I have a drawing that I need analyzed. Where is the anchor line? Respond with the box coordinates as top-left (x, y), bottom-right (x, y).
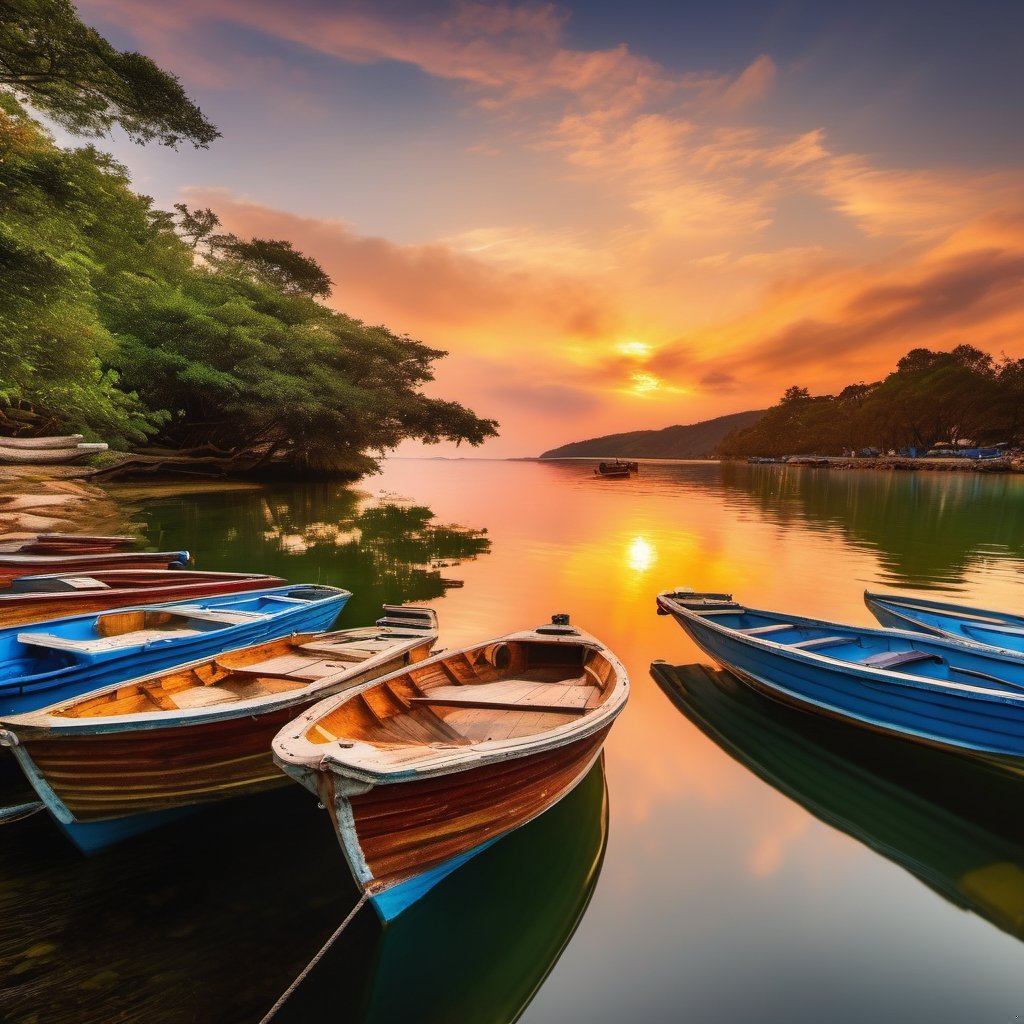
top-left (257, 891), bottom-right (370, 1024)
top-left (0, 801), bottom-right (44, 824)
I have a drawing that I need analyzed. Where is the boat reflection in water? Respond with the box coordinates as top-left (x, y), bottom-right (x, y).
top-left (651, 661), bottom-right (1024, 944)
top-left (278, 756), bottom-right (609, 1024)
top-left (0, 757), bottom-right (608, 1024)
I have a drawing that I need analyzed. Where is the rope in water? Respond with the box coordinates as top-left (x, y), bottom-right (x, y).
top-left (0, 801), bottom-right (44, 824)
top-left (257, 891), bottom-right (370, 1024)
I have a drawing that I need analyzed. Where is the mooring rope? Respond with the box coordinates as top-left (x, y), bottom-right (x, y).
top-left (0, 801), bottom-right (44, 824)
top-left (257, 891), bottom-right (370, 1024)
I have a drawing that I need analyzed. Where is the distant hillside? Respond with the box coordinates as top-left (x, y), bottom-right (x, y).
top-left (539, 409), bottom-right (767, 460)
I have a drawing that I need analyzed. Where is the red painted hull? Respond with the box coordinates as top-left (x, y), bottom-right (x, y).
top-left (0, 552), bottom-right (189, 587)
top-left (0, 572), bottom-right (282, 627)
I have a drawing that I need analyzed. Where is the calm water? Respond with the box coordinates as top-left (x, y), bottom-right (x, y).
top-left (4, 459), bottom-right (1024, 1022)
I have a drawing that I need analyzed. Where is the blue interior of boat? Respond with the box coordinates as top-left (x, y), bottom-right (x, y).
top-left (695, 605), bottom-right (1024, 696)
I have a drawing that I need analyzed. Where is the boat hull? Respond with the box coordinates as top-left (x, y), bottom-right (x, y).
top-left (665, 607), bottom-right (1024, 775)
top-left (319, 726), bottom-right (610, 920)
top-left (0, 552), bottom-right (189, 587)
top-left (0, 572), bottom-right (282, 628)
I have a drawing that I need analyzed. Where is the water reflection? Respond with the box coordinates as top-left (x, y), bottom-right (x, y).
top-left (125, 482), bottom-right (491, 623)
top-left (277, 758), bottom-right (609, 1024)
top-left (0, 760), bottom-right (607, 1024)
top-left (652, 662), bottom-right (1024, 943)
top-left (717, 463), bottom-right (1024, 588)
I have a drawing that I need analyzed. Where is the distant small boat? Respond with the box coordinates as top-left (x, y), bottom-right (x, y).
top-left (0, 584), bottom-right (349, 716)
top-left (0, 550), bottom-right (190, 587)
top-left (0, 606), bottom-right (436, 852)
top-left (865, 591), bottom-right (1024, 654)
top-left (593, 461), bottom-right (631, 479)
top-left (273, 615), bottom-right (628, 920)
top-left (0, 443), bottom-right (107, 465)
top-left (0, 435), bottom-right (84, 449)
top-left (656, 589), bottom-right (1024, 774)
top-left (0, 570), bottom-right (284, 628)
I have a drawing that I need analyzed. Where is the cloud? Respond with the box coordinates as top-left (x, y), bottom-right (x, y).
top-left (719, 55), bottom-right (777, 110)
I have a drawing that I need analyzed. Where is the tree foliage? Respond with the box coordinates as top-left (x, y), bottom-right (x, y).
top-left (719, 345), bottom-right (1024, 457)
top-left (0, 97), bottom-right (498, 471)
top-left (0, 0), bottom-right (218, 147)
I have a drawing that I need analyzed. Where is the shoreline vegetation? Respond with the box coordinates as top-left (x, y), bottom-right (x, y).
top-left (0, 1), bottom-right (497, 483)
top-left (543, 346), bottom-right (1024, 473)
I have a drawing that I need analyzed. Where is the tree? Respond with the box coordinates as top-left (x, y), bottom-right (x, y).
top-left (0, 0), bottom-right (218, 147)
top-left (219, 238), bottom-right (334, 299)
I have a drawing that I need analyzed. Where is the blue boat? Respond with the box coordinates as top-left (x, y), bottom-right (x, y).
top-left (656, 589), bottom-right (1024, 774)
top-left (0, 585), bottom-right (349, 715)
top-left (865, 590), bottom-right (1024, 653)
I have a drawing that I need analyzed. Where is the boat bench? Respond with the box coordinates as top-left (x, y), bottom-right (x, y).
top-left (165, 606), bottom-right (266, 625)
top-left (17, 628), bottom-right (202, 653)
top-left (859, 650), bottom-right (941, 670)
top-left (790, 636), bottom-right (856, 651)
top-left (741, 624), bottom-right (793, 637)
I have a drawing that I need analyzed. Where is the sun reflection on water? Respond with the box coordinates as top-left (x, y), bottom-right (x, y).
top-left (628, 536), bottom-right (656, 574)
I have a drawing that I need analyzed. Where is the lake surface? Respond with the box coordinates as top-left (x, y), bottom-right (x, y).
top-left (4, 458), bottom-right (1024, 1022)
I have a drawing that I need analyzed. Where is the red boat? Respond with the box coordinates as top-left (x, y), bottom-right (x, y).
top-left (0, 533), bottom-right (139, 556)
top-left (0, 550), bottom-right (191, 590)
top-left (0, 570), bottom-right (284, 627)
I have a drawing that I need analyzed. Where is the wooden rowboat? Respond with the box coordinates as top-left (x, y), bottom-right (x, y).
top-left (272, 615), bottom-right (628, 920)
top-left (865, 590), bottom-right (1024, 654)
top-left (0, 570), bottom-right (284, 627)
top-left (656, 589), bottom-right (1024, 775)
top-left (0, 550), bottom-right (190, 587)
top-left (0, 606), bottom-right (437, 852)
top-left (0, 434), bottom-right (84, 449)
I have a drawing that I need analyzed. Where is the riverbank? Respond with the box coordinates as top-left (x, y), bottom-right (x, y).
top-left (778, 456), bottom-right (1020, 473)
top-left (0, 467), bottom-right (140, 543)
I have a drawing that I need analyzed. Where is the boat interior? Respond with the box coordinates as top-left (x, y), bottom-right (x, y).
top-left (685, 601), bottom-right (1024, 696)
top-left (52, 626), bottom-right (434, 718)
top-left (304, 639), bottom-right (619, 749)
top-left (870, 597), bottom-right (1024, 643)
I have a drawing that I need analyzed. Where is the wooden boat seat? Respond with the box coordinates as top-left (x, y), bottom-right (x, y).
top-left (409, 696), bottom-right (589, 715)
top-left (171, 685), bottom-right (247, 708)
top-left (410, 680), bottom-right (600, 715)
top-left (741, 624), bottom-right (793, 636)
top-left (216, 655), bottom-right (344, 683)
top-left (790, 635), bottom-right (857, 651)
top-left (17, 628), bottom-right (202, 652)
top-left (698, 608), bottom-right (745, 617)
top-left (859, 649), bottom-right (942, 670)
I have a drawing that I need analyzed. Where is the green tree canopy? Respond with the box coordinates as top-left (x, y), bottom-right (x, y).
top-left (0, 0), bottom-right (218, 147)
top-left (0, 95), bottom-right (498, 471)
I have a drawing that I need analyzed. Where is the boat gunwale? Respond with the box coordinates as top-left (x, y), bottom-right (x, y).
top-left (273, 624), bottom-right (629, 786)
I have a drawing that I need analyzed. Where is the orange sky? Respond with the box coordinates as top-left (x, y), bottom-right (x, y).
top-left (75, 1), bottom-right (1024, 456)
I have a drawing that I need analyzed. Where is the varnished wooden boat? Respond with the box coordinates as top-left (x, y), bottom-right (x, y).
top-left (0, 550), bottom-right (190, 587)
top-left (0, 434), bottom-right (84, 449)
top-left (0, 570), bottom-right (284, 627)
top-left (273, 615), bottom-right (628, 920)
top-left (0, 606), bottom-right (437, 852)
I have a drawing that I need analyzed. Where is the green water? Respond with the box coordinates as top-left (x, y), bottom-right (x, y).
top-left (4, 459), bottom-right (1024, 1023)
